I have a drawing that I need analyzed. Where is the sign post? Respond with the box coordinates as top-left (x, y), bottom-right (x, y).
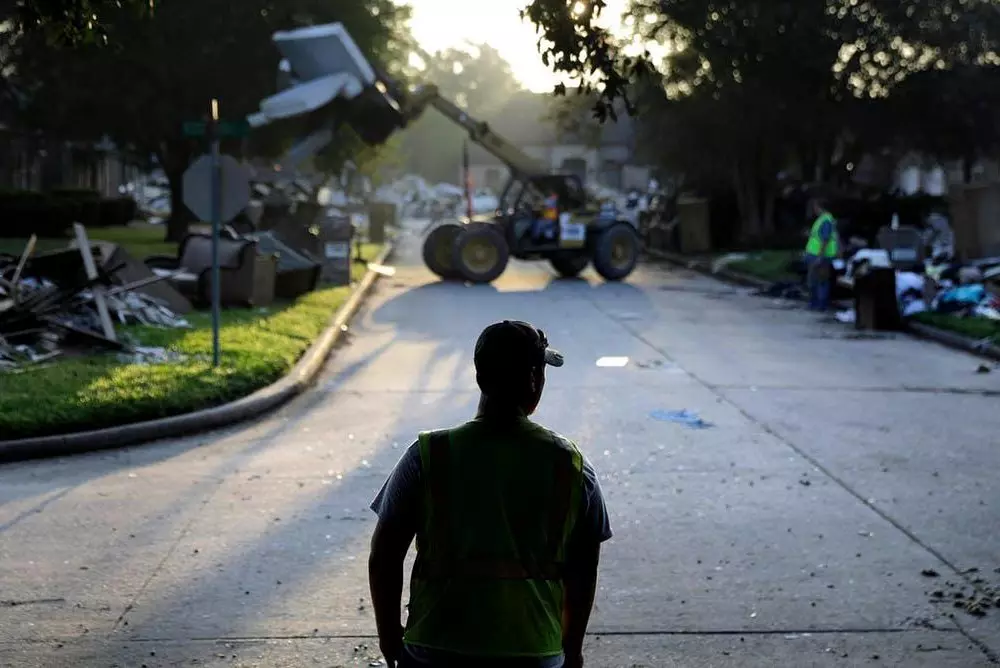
top-left (209, 99), bottom-right (222, 367)
top-left (181, 106), bottom-right (252, 368)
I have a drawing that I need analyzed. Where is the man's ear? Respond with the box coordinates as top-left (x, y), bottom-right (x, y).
top-left (530, 367), bottom-right (544, 394)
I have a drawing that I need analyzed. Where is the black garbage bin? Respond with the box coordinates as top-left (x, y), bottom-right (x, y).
top-left (367, 202), bottom-right (397, 244)
top-left (854, 266), bottom-right (901, 331)
top-left (316, 212), bottom-right (354, 286)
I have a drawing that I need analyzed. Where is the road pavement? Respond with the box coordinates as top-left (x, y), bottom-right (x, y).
top-left (2, 219), bottom-right (999, 667)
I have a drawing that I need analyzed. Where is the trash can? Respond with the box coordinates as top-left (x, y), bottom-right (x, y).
top-left (854, 266), bottom-right (901, 331)
top-left (677, 196), bottom-right (711, 254)
top-left (367, 202), bottom-right (396, 244)
top-left (316, 211), bottom-right (354, 286)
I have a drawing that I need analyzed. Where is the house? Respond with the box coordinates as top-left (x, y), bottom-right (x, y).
top-left (463, 91), bottom-right (652, 194)
top-left (0, 81), bottom-right (136, 195)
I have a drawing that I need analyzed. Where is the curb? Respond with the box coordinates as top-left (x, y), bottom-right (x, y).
top-left (645, 248), bottom-right (774, 290)
top-left (645, 247), bottom-right (1000, 364)
top-left (908, 321), bottom-right (1000, 363)
top-left (0, 242), bottom-right (397, 464)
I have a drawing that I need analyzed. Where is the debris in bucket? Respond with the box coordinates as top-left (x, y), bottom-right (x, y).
top-left (1, 227), bottom-right (191, 371)
top-left (649, 409), bottom-right (713, 429)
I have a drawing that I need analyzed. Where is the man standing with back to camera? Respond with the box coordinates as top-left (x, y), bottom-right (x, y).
top-left (368, 320), bottom-right (612, 668)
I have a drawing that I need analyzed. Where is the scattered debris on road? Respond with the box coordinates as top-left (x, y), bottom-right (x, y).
top-left (650, 409), bottom-right (714, 429)
top-left (924, 567), bottom-right (1000, 619)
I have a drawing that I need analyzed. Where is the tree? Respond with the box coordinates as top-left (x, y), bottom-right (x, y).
top-left (523, 0), bottom-right (1000, 242)
top-left (396, 44), bottom-right (523, 184)
top-left (11, 0), bottom-right (409, 240)
top-left (5, 0), bottom-right (152, 45)
top-left (889, 64), bottom-right (1000, 183)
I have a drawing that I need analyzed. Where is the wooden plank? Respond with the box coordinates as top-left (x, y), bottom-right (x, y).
top-left (9, 234), bottom-right (37, 306)
top-left (73, 224), bottom-right (117, 342)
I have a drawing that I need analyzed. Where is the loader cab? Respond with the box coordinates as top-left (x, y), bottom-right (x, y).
top-left (498, 172), bottom-right (587, 217)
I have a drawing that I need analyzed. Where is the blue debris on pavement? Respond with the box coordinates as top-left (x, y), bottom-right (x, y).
top-left (650, 409), bottom-right (714, 429)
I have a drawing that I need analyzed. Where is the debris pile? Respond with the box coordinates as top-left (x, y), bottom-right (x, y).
top-left (1, 226), bottom-right (192, 370)
top-left (831, 248), bottom-right (1000, 326)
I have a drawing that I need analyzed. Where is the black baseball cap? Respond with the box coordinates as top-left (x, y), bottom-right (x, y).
top-left (474, 321), bottom-right (564, 380)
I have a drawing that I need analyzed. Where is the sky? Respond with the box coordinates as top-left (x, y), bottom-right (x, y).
top-left (406, 0), bottom-right (629, 93)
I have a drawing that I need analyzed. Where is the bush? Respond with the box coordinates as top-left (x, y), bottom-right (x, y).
top-left (99, 196), bottom-right (139, 227)
top-left (0, 190), bottom-right (139, 236)
top-left (50, 188), bottom-right (101, 200)
top-left (0, 191), bottom-right (77, 237)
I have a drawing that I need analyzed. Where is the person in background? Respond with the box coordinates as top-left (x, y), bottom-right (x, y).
top-left (368, 320), bottom-right (612, 668)
top-left (532, 191), bottom-right (560, 242)
top-left (803, 198), bottom-right (839, 311)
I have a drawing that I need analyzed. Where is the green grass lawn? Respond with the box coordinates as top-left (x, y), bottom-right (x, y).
top-left (0, 243), bottom-right (383, 440)
top-left (723, 249), bottom-right (802, 283)
top-left (0, 223), bottom-right (178, 260)
top-left (912, 311), bottom-right (1000, 343)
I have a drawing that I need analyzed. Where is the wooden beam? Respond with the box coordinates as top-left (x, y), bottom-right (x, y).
top-left (73, 223), bottom-right (117, 342)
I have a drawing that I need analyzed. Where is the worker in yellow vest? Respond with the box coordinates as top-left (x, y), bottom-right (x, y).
top-left (369, 320), bottom-right (611, 668)
top-left (804, 198), bottom-right (839, 311)
top-left (532, 191), bottom-right (560, 242)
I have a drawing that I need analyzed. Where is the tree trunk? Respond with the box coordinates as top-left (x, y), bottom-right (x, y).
top-left (761, 183), bottom-right (777, 239)
top-left (799, 142), bottom-right (818, 184)
top-left (963, 155), bottom-right (974, 184)
top-left (158, 143), bottom-right (195, 242)
top-left (733, 161), bottom-right (764, 244)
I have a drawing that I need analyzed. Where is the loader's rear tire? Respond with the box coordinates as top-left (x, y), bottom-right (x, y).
top-left (453, 225), bottom-right (509, 284)
top-left (423, 223), bottom-right (462, 280)
top-left (593, 223), bottom-right (640, 281)
top-left (550, 253), bottom-right (590, 278)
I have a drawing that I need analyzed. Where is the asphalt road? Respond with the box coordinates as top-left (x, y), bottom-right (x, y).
top-left (2, 219), bottom-right (1000, 667)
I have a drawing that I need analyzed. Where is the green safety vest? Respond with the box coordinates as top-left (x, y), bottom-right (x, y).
top-left (404, 418), bottom-right (585, 657)
top-left (805, 212), bottom-right (839, 258)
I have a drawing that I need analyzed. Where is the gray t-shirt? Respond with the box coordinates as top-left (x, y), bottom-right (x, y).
top-left (370, 433), bottom-right (612, 667)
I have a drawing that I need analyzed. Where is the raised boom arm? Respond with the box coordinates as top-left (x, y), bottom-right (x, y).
top-left (403, 84), bottom-right (548, 178)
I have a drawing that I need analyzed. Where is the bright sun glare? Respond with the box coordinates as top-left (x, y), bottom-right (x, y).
top-left (405, 0), bottom-right (630, 93)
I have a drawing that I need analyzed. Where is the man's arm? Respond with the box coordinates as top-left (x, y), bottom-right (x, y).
top-left (369, 515), bottom-right (415, 667)
top-left (561, 458), bottom-right (612, 667)
top-left (368, 442), bottom-right (423, 668)
top-left (562, 541), bottom-right (601, 667)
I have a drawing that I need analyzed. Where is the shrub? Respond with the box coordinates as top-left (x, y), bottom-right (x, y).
top-left (0, 190), bottom-right (140, 236)
top-left (0, 192), bottom-right (76, 237)
top-left (99, 196), bottom-right (139, 227)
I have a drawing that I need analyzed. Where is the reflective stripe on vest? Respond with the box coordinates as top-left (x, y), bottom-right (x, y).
top-left (805, 212), bottom-right (838, 257)
top-left (405, 423), bottom-right (583, 656)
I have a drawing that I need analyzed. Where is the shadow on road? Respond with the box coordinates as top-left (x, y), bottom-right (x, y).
top-left (369, 273), bottom-right (655, 342)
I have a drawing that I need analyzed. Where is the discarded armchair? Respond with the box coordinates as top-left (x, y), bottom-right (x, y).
top-left (144, 233), bottom-right (277, 308)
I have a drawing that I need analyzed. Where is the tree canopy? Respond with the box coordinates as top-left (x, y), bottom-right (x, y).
top-left (4, 0), bottom-right (153, 45)
top-left (524, 0), bottom-right (1000, 241)
top-left (8, 0), bottom-right (409, 238)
